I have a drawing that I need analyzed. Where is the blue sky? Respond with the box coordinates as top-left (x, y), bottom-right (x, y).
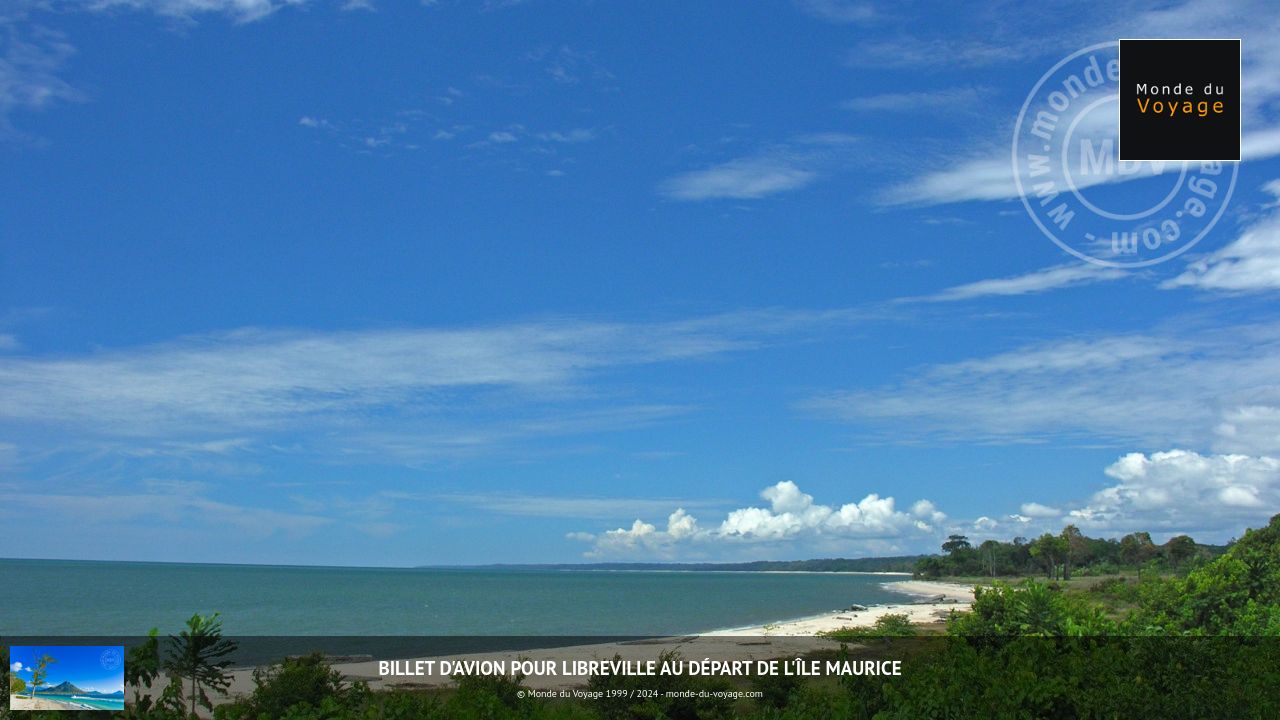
top-left (9, 645), bottom-right (124, 694)
top-left (2, 0), bottom-right (1280, 565)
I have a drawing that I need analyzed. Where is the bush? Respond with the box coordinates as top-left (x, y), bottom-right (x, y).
top-left (948, 580), bottom-right (1116, 637)
top-left (821, 613), bottom-right (918, 642)
top-left (215, 652), bottom-right (363, 720)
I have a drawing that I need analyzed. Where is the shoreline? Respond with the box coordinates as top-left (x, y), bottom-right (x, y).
top-left (8, 694), bottom-right (106, 711)
top-left (701, 579), bottom-right (974, 636)
top-left (552, 569), bottom-right (914, 576)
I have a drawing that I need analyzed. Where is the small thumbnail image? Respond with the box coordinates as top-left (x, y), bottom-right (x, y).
top-left (8, 645), bottom-right (125, 712)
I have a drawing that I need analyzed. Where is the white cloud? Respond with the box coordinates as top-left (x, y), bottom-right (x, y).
top-left (806, 320), bottom-right (1280, 455)
top-left (522, 45), bottom-right (614, 87)
top-left (573, 480), bottom-right (942, 557)
top-left (0, 309), bottom-right (864, 463)
top-left (297, 115), bottom-right (337, 130)
top-left (842, 87), bottom-right (989, 113)
top-left (794, 0), bottom-right (874, 24)
top-left (1019, 502), bottom-right (1061, 518)
top-left (906, 263), bottom-right (1127, 302)
top-left (973, 516), bottom-right (998, 531)
top-left (659, 134), bottom-right (858, 201)
top-left (536, 128), bottom-right (595, 143)
top-left (880, 86), bottom-right (1181, 206)
top-left (880, 3), bottom-right (1280, 207)
top-left (487, 130), bottom-right (517, 143)
top-left (660, 156), bottom-right (818, 201)
top-left (427, 492), bottom-right (726, 520)
top-left (87, 0), bottom-right (310, 24)
top-left (3, 485), bottom-right (330, 537)
top-left (9, 662), bottom-right (20, 672)
top-left (0, 20), bottom-right (83, 135)
top-left (1065, 449), bottom-right (1280, 536)
top-left (847, 37), bottom-right (1028, 69)
top-left (881, 151), bottom-right (1016, 205)
top-left (1163, 203), bottom-right (1280, 292)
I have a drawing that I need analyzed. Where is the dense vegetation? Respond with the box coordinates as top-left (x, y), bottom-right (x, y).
top-left (913, 524), bottom-right (1226, 580)
top-left (4, 515), bottom-right (1278, 719)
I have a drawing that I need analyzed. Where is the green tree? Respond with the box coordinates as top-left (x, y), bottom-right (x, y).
top-left (914, 556), bottom-right (945, 579)
top-left (217, 652), bottom-right (360, 719)
top-left (1029, 533), bottom-right (1066, 580)
top-left (1166, 534), bottom-right (1196, 569)
top-left (978, 539), bottom-right (999, 577)
top-left (1061, 524), bottom-right (1085, 580)
top-left (941, 534), bottom-right (971, 555)
top-left (29, 653), bottom-right (55, 701)
top-left (1120, 531), bottom-right (1156, 566)
top-left (9, 674), bottom-right (24, 695)
top-left (165, 612), bottom-right (238, 718)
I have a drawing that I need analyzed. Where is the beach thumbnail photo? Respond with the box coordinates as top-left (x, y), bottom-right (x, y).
top-left (7, 645), bottom-right (125, 712)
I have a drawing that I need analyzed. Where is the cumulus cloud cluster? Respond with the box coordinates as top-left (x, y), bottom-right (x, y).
top-left (571, 480), bottom-right (945, 557)
top-left (968, 449), bottom-right (1280, 540)
top-left (1067, 450), bottom-right (1280, 533)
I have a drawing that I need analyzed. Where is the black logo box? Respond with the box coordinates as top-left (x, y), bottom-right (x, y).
top-left (1119, 39), bottom-right (1241, 162)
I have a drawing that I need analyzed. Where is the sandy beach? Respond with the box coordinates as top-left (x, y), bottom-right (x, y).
top-left (8, 694), bottom-right (93, 710)
top-left (702, 579), bottom-right (974, 636)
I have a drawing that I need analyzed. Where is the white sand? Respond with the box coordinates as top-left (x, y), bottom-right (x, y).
top-left (702, 579), bottom-right (974, 637)
top-left (8, 694), bottom-right (93, 710)
top-left (882, 580), bottom-right (976, 603)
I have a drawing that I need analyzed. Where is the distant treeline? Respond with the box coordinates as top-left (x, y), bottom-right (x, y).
top-left (455, 556), bottom-right (925, 573)
top-left (914, 526), bottom-right (1229, 580)
top-left (450, 527), bottom-right (1232, 580)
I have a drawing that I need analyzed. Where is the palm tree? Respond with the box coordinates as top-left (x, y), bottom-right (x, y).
top-left (164, 613), bottom-right (238, 718)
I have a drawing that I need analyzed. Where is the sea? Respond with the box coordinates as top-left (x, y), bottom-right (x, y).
top-left (0, 559), bottom-right (911, 636)
top-left (32, 694), bottom-right (126, 711)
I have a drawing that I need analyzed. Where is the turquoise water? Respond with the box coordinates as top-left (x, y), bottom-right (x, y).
top-left (0, 559), bottom-right (910, 636)
top-left (33, 694), bottom-right (126, 711)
